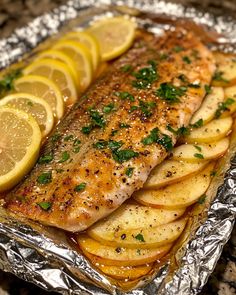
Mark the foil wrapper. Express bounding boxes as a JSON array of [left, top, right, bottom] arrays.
[[0, 1, 236, 294]]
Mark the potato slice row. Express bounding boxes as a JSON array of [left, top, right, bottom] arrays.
[[77, 56, 236, 281]]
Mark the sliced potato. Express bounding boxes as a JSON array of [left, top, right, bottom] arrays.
[[222, 86, 236, 117], [134, 163, 214, 209], [144, 159, 208, 189], [190, 87, 224, 124], [185, 117, 233, 143], [77, 234, 172, 266], [97, 264, 152, 280], [89, 204, 185, 236], [88, 217, 187, 249], [172, 138, 229, 162], [212, 52, 236, 86]]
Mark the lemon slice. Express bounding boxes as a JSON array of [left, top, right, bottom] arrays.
[[0, 93, 54, 138], [0, 107, 41, 192], [53, 40, 93, 91], [14, 75, 64, 120], [36, 49, 80, 88], [24, 59, 78, 105], [88, 16, 136, 61], [61, 31, 100, 70]]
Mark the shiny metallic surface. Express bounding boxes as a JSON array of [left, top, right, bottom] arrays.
[[0, 1, 235, 294]]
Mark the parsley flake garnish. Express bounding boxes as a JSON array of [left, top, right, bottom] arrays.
[[194, 153, 204, 159], [114, 91, 135, 102], [64, 134, 74, 141], [190, 118, 203, 129], [135, 233, 145, 242], [125, 167, 134, 177], [173, 46, 184, 52], [112, 149, 139, 163], [194, 145, 202, 152], [103, 103, 115, 114], [74, 182, 86, 192], [37, 171, 52, 185], [155, 83, 187, 103], [210, 170, 217, 177], [182, 56, 191, 64], [214, 98, 235, 118], [167, 125, 190, 136], [198, 194, 206, 204], [37, 201, 52, 211], [142, 128, 173, 151], [58, 151, 70, 163], [204, 85, 212, 94], [120, 64, 133, 73], [81, 125, 93, 134], [119, 123, 130, 128], [213, 71, 229, 83], [0, 69, 22, 96], [38, 154, 53, 164], [89, 109, 106, 128], [51, 133, 61, 143], [132, 60, 158, 89]]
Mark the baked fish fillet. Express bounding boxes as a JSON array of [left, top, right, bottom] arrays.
[[5, 29, 215, 232]]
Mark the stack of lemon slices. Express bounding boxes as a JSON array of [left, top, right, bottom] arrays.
[[0, 16, 136, 192]]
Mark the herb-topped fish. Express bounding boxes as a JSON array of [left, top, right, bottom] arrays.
[[5, 29, 215, 232]]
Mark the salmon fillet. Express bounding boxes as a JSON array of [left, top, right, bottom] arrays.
[[5, 29, 215, 232]]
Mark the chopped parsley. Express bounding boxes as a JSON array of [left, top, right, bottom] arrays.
[[93, 139, 108, 149], [38, 154, 53, 164], [173, 46, 184, 52], [160, 53, 168, 60], [138, 100, 156, 117], [135, 233, 145, 242], [103, 103, 115, 114], [190, 118, 203, 129], [58, 151, 70, 163], [198, 194, 206, 204], [108, 140, 123, 151], [64, 134, 74, 141], [73, 139, 81, 153], [119, 122, 130, 128], [214, 98, 235, 118], [89, 108, 106, 128], [81, 125, 93, 134], [142, 128, 173, 151], [37, 171, 52, 185], [0, 69, 22, 96], [114, 91, 135, 102], [111, 129, 118, 137], [73, 139, 81, 146], [27, 101, 33, 107], [182, 56, 191, 64], [125, 167, 134, 177], [51, 133, 61, 143], [129, 105, 138, 112], [210, 170, 217, 177], [194, 153, 204, 159], [120, 64, 133, 73], [74, 182, 86, 192], [213, 71, 229, 83], [204, 85, 212, 94], [37, 201, 52, 211], [194, 145, 202, 152], [132, 60, 158, 89], [178, 74, 188, 83], [112, 149, 139, 163], [155, 83, 187, 103], [167, 125, 190, 136]]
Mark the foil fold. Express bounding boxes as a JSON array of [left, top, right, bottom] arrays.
[[0, 1, 236, 294]]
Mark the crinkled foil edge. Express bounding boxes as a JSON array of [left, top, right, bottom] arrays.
[[0, 1, 235, 294]]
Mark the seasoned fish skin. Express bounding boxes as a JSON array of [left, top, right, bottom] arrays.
[[5, 29, 215, 232]]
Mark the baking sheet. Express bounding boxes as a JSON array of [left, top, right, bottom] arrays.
[[0, 0, 235, 294]]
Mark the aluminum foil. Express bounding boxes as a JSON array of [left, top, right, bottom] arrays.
[[0, 1, 236, 294]]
